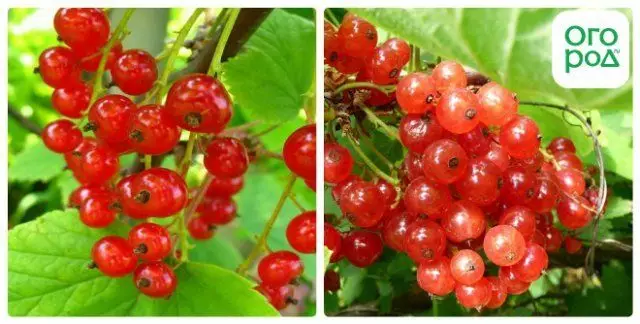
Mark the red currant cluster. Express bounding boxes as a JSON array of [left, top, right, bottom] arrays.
[[37, 8, 254, 299], [254, 125, 317, 310], [324, 14, 606, 311]]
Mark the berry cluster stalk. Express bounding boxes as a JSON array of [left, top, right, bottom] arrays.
[[208, 8, 241, 77]]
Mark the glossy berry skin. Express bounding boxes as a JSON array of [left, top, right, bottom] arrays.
[[436, 88, 481, 134], [65, 137, 98, 177], [332, 52, 364, 75], [68, 184, 111, 208], [133, 262, 177, 298], [456, 124, 491, 157], [564, 236, 583, 254], [54, 8, 110, 54], [484, 141, 510, 172], [38, 46, 81, 88], [355, 67, 396, 106], [283, 124, 316, 180], [500, 167, 536, 206], [197, 196, 237, 225], [128, 223, 172, 261], [111, 49, 158, 95], [206, 176, 243, 197], [51, 83, 91, 118], [485, 276, 508, 309], [396, 72, 437, 115], [404, 219, 447, 264], [431, 60, 467, 94], [528, 176, 559, 213], [258, 251, 304, 286], [555, 168, 586, 196], [382, 38, 410, 66], [41, 120, 83, 153], [91, 236, 137, 277], [368, 46, 402, 85], [398, 112, 444, 153], [204, 138, 249, 179], [343, 231, 383, 268], [417, 257, 456, 296], [423, 139, 469, 184], [553, 151, 584, 171], [165, 73, 233, 133], [286, 211, 316, 254], [455, 278, 492, 310], [79, 145, 120, 185], [331, 175, 361, 205], [476, 82, 518, 126], [324, 21, 340, 64], [511, 242, 548, 282], [403, 152, 425, 181], [510, 151, 544, 173], [340, 181, 385, 228], [556, 196, 592, 229], [499, 206, 536, 241], [455, 158, 502, 207], [127, 104, 181, 155], [499, 115, 541, 159], [375, 179, 397, 208], [483, 225, 526, 266], [498, 266, 530, 295], [325, 223, 343, 263], [403, 177, 452, 218], [324, 270, 341, 292], [543, 227, 563, 252], [382, 210, 417, 251], [324, 142, 354, 184], [118, 168, 188, 219], [337, 13, 378, 58], [87, 94, 137, 148], [256, 283, 294, 310], [188, 217, 215, 240], [80, 194, 117, 228], [441, 200, 486, 243], [547, 137, 576, 154], [450, 249, 485, 285], [80, 41, 123, 72]]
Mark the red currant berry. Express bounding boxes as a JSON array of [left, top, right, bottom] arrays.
[[382, 209, 417, 251], [483, 225, 526, 266], [80, 194, 117, 228], [286, 211, 316, 254], [498, 266, 530, 295], [528, 176, 560, 213], [324, 21, 340, 65], [68, 184, 111, 208], [204, 138, 249, 179], [500, 166, 536, 206], [396, 72, 437, 115], [255, 283, 295, 310], [196, 196, 237, 225], [129, 223, 172, 261], [41, 119, 83, 153], [455, 277, 492, 310], [403, 177, 452, 218], [476, 82, 518, 126], [79, 41, 123, 72], [555, 168, 586, 196], [188, 216, 216, 240], [111, 49, 158, 95], [399, 112, 444, 153], [436, 88, 481, 134], [258, 251, 304, 286], [117, 168, 188, 218], [65, 137, 98, 176], [423, 139, 469, 184], [431, 60, 467, 94], [375, 179, 397, 208], [543, 227, 563, 252], [54, 8, 110, 54], [456, 124, 492, 157], [206, 176, 244, 198], [91, 236, 137, 277], [441, 200, 486, 243], [511, 242, 548, 282], [455, 158, 502, 207], [403, 152, 425, 181], [404, 219, 447, 263], [343, 230, 383, 268], [556, 196, 592, 229], [340, 181, 385, 228], [485, 276, 508, 309], [499, 206, 536, 241], [553, 151, 584, 170], [127, 104, 181, 155], [283, 124, 316, 179], [337, 13, 377, 58], [51, 83, 91, 118], [368, 46, 402, 85], [547, 137, 576, 154], [383, 38, 410, 65], [133, 262, 177, 298], [79, 144, 120, 185], [532, 229, 548, 248], [38, 46, 81, 88], [324, 142, 354, 184], [332, 52, 364, 74], [510, 151, 544, 173], [450, 249, 485, 285], [355, 67, 396, 106], [564, 236, 583, 254], [324, 270, 341, 292], [499, 115, 541, 159], [165, 73, 233, 133], [483, 141, 510, 172], [417, 257, 456, 296], [325, 222, 343, 263], [331, 175, 361, 205], [86, 94, 137, 148]]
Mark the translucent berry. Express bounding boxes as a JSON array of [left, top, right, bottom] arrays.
[[133, 262, 177, 298], [423, 139, 469, 184], [417, 257, 456, 296], [68, 184, 111, 208], [556, 196, 592, 229], [528, 176, 559, 213], [79, 145, 120, 185], [337, 13, 377, 58], [454, 158, 502, 207], [485, 276, 508, 309], [258, 251, 304, 286], [564, 236, 583, 254], [325, 222, 343, 263], [483, 225, 526, 266], [511, 242, 548, 282], [188, 216, 216, 240], [450, 249, 485, 285], [51, 83, 91, 118], [441, 200, 486, 243], [543, 227, 563, 252], [286, 211, 316, 254], [396, 72, 437, 115], [41, 119, 83, 153], [86, 94, 137, 149], [283, 124, 316, 179], [476, 82, 518, 126], [38, 46, 81, 88], [127, 104, 181, 155], [500, 166, 536, 206], [54, 8, 110, 54], [403, 152, 425, 181], [483, 141, 510, 172], [499, 206, 536, 241], [368, 46, 402, 85], [553, 151, 584, 170], [499, 115, 541, 159], [547, 137, 576, 154], [375, 179, 397, 208], [206, 176, 244, 198], [324, 142, 354, 184], [456, 124, 491, 157], [129, 223, 172, 261], [436, 88, 481, 134], [343, 230, 383, 268], [79, 41, 123, 72], [91, 236, 137, 277], [340, 181, 385, 228], [117, 168, 188, 219], [398, 112, 444, 153], [204, 138, 249, 179], [382, 38, 410, 66], [80, 194, 117, 228], [431, 60, 467, 94], [555, 168, 586, 196], [255, 283, 295, 310], [331, 175, 361, 205], [403, 177, 452, 218], [498, 266, 530, 295], [404, 219, 447, 263], [111, 49, 158, 95], [455, 277, 492, 310], [382, 210, 417, 251], [196, 196, 236, 225]]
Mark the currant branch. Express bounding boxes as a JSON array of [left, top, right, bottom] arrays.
[[208, 8, 240, 77], [333, 81, 396, 96]]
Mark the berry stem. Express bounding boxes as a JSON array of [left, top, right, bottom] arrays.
[[155, 8, 205, 104], [208, 8, 240, 77], [288, 192, 306, 213], [237, 173, 297, 275], [333, 82, 396, 96], [538, 148, 561, 170], [432, 298, 439, 316], [359, 105, 400, 141], [325, 9, 340, 26], [143, 154, 152, 170], [356, 122, 395, 172], [175, 173, 215, 263], [207, 9, 230, 39], [178, 132, 197, 176], [410, 45, 421, 72], [346, 134, 399, 185]]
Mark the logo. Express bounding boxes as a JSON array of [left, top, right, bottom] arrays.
[[552, 10, 629, 88]]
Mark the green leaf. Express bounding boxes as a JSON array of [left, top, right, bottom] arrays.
[[9, 141, 65, 183], [566, 260, 632, 315], [339, 264, 367, 305], [55, 170, 79, 206], [603, 196, 632, 219], [9, 209, 278, 316], [223, 9, 315, 123], [189, 234, 243, 271]]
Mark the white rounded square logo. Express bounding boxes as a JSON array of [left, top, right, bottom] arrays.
[[552, 9, 630, 88]]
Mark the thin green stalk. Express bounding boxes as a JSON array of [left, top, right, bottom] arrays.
[[432, 298, 439, 316], [155, 8, 204, 104], [325, 9, 340, 26], [333, 82, 395, 95], [360, 105, 400, 141], [144, 155, 151, 169], [237, 174, 297, 275], [178, 132, 197, 176], [347, 135, 398, 185], [412, 46, 421, 72], [356, 123, 394, 172], [176, 174, 214, 263], [208, 8, 240, 77], [207, 9, 230, 38]]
